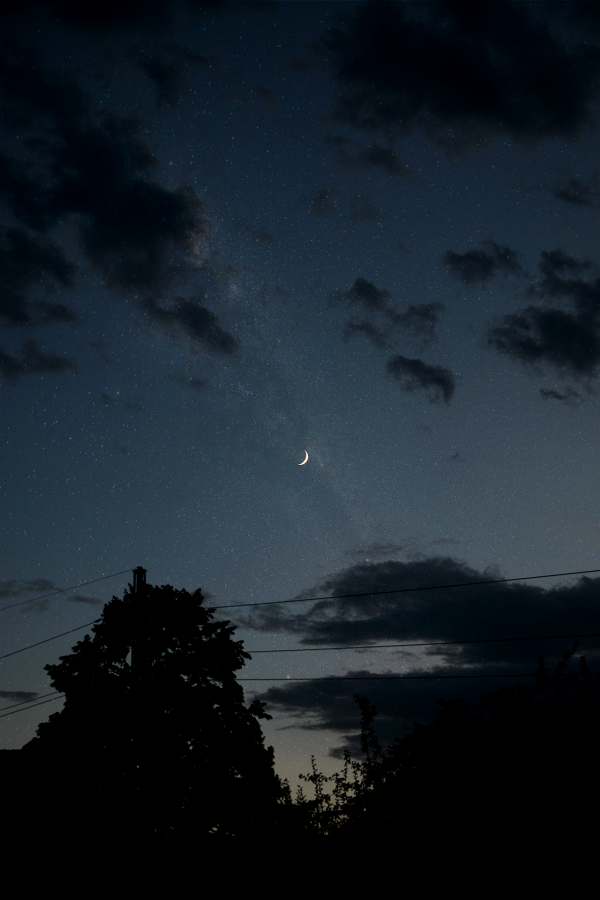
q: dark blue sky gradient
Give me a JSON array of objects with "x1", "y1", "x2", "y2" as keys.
[{"x1": 0, "y1": 1, "x2": 598, "y2": 786}]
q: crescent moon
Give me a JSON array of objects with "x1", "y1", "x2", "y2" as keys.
[{"x1": 298, "y1": 450, "x2": 309, "y2": 466}]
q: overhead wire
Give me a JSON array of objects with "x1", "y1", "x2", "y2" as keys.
[
  {"x1": 0, "y1": 691, "x2": 60, "y2": 713},
  {"x1": 238, "y1": 671, "x2": 599, "y2": 681},
  {"x1": 0, "y1": 568, "x2": 132, "y2": 613},
  {"x1": 0, "y1": 620, "x2": 100, "y2": 662},
  {"x1": 212, "y1": 567, "x2": 600, "y2": 611},
  {"x1": 1, "y1": 665, "x2": 598, "y2": 722},
  {"x1": 0, "y1": 566, "x2": 599, "y2": 664},
  {"x1": 0, "y1": 694, "x2": 63, "y2": 720},
  {"x1": 0, "y1": 564, "x2": 597, "y2": 725},
  {"x1": 245, "y1": 631, "x2": 600, "y2": 654}
]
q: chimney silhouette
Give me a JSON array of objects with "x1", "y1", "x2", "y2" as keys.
[{"x1": 132, "y1": 566, "x2": 147, "y2": 596}]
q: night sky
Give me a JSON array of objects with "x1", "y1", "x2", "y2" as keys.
[{"x1": 1, "y1": 1, "x2": 599, "y2": 787}]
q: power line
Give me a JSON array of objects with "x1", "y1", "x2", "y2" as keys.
[
  {"x1": 0, "y1": 568, "x2": 132, "y2": 613},
  {"x1": 246, "y1": 632, "x2": 600, "y2": 654},
  {"x1": 213, "y1": 567, "x2": 600, "y2": 611},
  {"x1": 237, "y1": 671, "x2": 592, "y2": 683},
  {"x1": 0, "y1": 620, "x2": 99, "y2": 662},
  {"x1": 0, "y1": 694, "x2": 63, "y2": 720},
  {"x1": 1, "y1": 565, "x2": 598, "y2": 668},
  {"x1": 2, "y1": 667, "x2": 596, "y2": 723},
  {"x1": 0, "y1": 691, "x2": 60, "y2": 713}
]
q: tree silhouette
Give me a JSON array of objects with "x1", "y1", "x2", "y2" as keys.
[
  {"x1": 291, "y1": 645, "x2": 600, "y2": 852},
  {"x1": 21, "y1": 580, "x2": 286, "y2": 844}
]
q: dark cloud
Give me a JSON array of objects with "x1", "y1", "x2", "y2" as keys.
[
  {"x1": 99, "y1": 392, "x2": 145, "y2": 412},
  {"x1": 232, "y1": 222, "x2": 276, "y2": 244},
  {"x1": 253, "y1": 668, "x2": 561, "y2": 758},
  {"x1": 346, "y1": 194, "x2": 383, "y2": 223},
  {"x1": 1, "y1": 1, "x2": 174, "y2": 32},
  {"x1": 539, "y1": 386, "x2": 583, "y2": 406},
  {"x1": 143, "y1": 296, "x2": 237, "y2": 354},
  {"x1": 1, "y1": 1, "x2": 275, "y2": 33},
  {"x1": 443, "y1": 241, "x2": 524, "y2": 284},
  {"x1": 89, "y1": 340, "x2": 110, "y2": 363},
  {"x1": 137, "y1": 42, "x2": 212, "y2": 107},
  {"x1": 168, "y1": 373, "x2": 207, "y2": 391},
  {"x1": 253, "y1": 84, "x2": 279, "y2": 116},
  {"x1": 245, "y1": 556, "x2": 600, "y2": 754},
  {"x1": 123, "y1": 399, "x2": 145, "y2": 411},
  {"x1": 553, "y1": 174, "x2": 600, "y2": 207},
  {"x1": 0, "y1": 42, "x2": 212, "y2": 303},
  {"x1": 330, "y1": 278, "x2": 450, "y2": 398},
  {"x1": 0, "y1": 228, "x2": 79, "y2": 327},
  {"x1": 387, "y1": 354, "x2": 455, "y2": 403},
  {"x1": 327, "y1": 135, "x2": 411, "y2": 177},
  {"x1": 488, "y1": 249, "x2": 600, "y2": 379},
  {"x1": 309, "y1": 188, "x2": 338, "y2": 218},
  {"x1": 318, "y1": 1, "x2": 600, "y2": 149},
  {"x1": 0, "y1": 578, "x2": 55, "y2": 598},
  {"x1": 0, "y1": 690, "x2": 38, "y2": 703},
  {"x1": 343, "y1": 321, "x2": 389, "y2": 349},
  {"x1": 0, "y1": 338, "x2": 75, "y2": 384},
  {"x1": 345, "y1": 542, "x2": 412, "y2": 561},
  {"x1": 66, "y1": 594, "x2": 102, "y2": 605},
  {"x1": 331, "y1": 277, "x2": 443, "y2": 348},
  {"x1": 331, "y1": 277, "x2": 392, "y2": 314}
]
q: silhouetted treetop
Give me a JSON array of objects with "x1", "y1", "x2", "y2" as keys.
[{"x1": 25, "y1": 581, "x2": 284, "y2": 840}]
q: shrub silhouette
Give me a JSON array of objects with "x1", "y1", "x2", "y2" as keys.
[{"x1": 292, "y1": 644, "x2": 600, "y2": 848}]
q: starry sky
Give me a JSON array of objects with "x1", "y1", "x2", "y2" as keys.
[{"x1": 1, "y1": 0, "x2": 599, "y2": 786}]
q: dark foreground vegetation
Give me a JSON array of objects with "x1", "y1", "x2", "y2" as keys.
[{"x1": 1, "y1": 582, "x2": 598, "y2": 856}]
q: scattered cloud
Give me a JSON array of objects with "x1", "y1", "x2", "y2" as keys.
[
  {"x1": 331, "y1": 277, "x2": 394, "y2": 315},
  {"x1": 539, "y1": 386, "x2": 583, "y2": 406},
  {"x1": 346, "y1": 194, "x2": 383, "y2": 223},
  {"x1": 167, "y1": 373, "x2": 207, "y2": 390},
  {"x1": 99, "y1": 391, "x2": 145, "y2": 411},
  {"x1": 244, "y1": 556, "x2": 600, "y2": 754},
  {"x1": 0, "y1": 339, "x2": 75, "y2": 384},
  {"x1": 553, "y1": 173, "x2": 600, "y2": 207},
  {"x1": 488, "y1": 249, "x2": 600, "y2": 380},
  {"x1": 326, "y1": 135, "x2": 411, "y2": 177},
  {"x1": 343, "y1": 321, "x2": 389, "y2": 349},
  {"x1": 443, "y1": 241, "x2": 525, "y2": 284},
  {"x1": 309, "y1": 188, "x2": 338, "y2": 218},
  {"x1": 232, "y1": 222, "x2": 276, "y2": 244},
  {"x1": 89, "y1": 340, "x2": 110, "y2": 363},
  {"x1": 0, "y1": 690, "x2": 38, "y2": 702},
  {"x1": 0, "y1": 578, "x2": 56, "y2": 598},
  {"x1": 137, "y1": 41, "x2": 212, "y2": 107},
  {"x1": 253, "y1": 84, "x2": 279, "y2": 116},
  {"x1": 331, "y1": 277, "x2": 443, "y2": 349},
  {"x1": 0, "y1": 228, "x2": 79, "y2": 327},
  {"x1": 0, "y1": 41, "x2": 213, "y2": 328},
  {"x1": 318, "y1": 1, "x2": 600, "y2": 150},
  {"x1": 344, "y1": 542, "x2": 410, "y2": 561},
  {"x1": 142, "y1": 296, "x2": 238, "y2": 354},
  {"x1": 330, "y1": 277, "x2": 452, "y2": 401},
  {"x1": 387, "y1": 354, "x2": 455, "y2": 403},
  {"x1": 66, "y1": 594, "x2": 102, "y2": 605},
  {"x1": 2, "y1": 1, "x2": 276, "y2": 35}
]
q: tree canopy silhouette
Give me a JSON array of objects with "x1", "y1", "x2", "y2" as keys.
[
  {"x1": 291, "y1": 644, "x2": 600, "y2": 852},
  {"x1": 21, "y1": 580, "x2": 285, "y2": 843}
]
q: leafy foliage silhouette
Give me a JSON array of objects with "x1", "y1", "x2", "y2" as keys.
[
  {"x1": 12, "y1": 581, "x2": 290, "y2": 844},
  {"x1": 289, "y1": 645, "x2": 600, "y2": 848}
]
